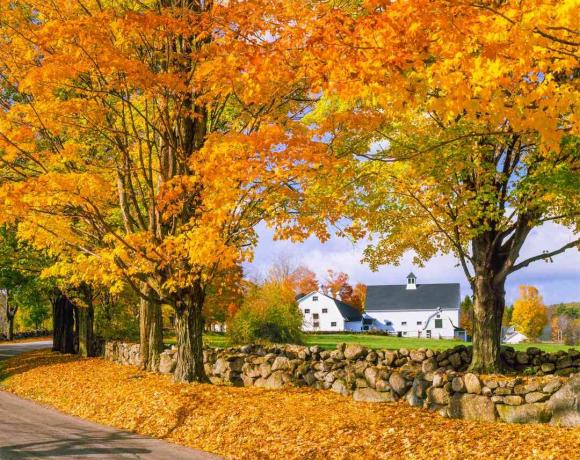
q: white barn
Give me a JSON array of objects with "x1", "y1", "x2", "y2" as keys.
[
  {"x1": 363, "y1": 273, "x2": 460, "y2": 339},
  {"x1": 502, "y1": 326, "x2": 528, "y2": 344},
  {"x1": 297, "y1": 292, "x2": 363, "y2": 332}
]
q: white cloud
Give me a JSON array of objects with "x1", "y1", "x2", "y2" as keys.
[{"x1": 248, "y1": 222, "x2": 580, "y2": 305}]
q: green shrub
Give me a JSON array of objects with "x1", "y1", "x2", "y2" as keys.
[{"x1": 229, "y1": 280, "x2": 303, "y2": 345}]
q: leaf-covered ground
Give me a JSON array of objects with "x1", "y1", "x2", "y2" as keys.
[{"x1": 2, "y1": 351, "x2": 579, "y2": 460}]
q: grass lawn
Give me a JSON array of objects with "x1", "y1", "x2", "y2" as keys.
[{"x1": 169, "y1": 333, "x2": 576, "y2": 353}]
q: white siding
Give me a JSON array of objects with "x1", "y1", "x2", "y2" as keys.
[
  {"x1": 297, "y1": 292, "x2": 346, "y2": 332},
  {"x1": 366, "y1": 309, "x2": 459, "y2": 339}
]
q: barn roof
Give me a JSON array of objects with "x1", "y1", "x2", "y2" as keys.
[{"x1": 365, "y1": 283, "x2": 460, "y2": 311}]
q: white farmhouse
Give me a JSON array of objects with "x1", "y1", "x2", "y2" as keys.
[
  {"x1": 364, "y1": 273, "x2": 460, "y2": 339},
  {"x1": 297, "y1": 291, "x2": 363, "y2": 332},
  {"x1": 502, "y1": 326, "x2": 528, "y2": 344}
]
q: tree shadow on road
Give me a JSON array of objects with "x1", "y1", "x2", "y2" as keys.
[
  {"x1": 0, "y1": 349, "x2": 80, "y2": 383},
  {"x1": 0, "y1": 427, "x2": 152, "y2": 458}
]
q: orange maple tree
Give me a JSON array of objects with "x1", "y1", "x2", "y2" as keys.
[{"x1": 0, "y1": 0, "x2": 328, "y2": 381}]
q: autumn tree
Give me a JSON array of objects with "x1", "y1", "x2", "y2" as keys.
[
  {"x1": 0, "y1": 0, "x2": 326, "y2": 381},
  {"x1": 302, "y1": 0, "x2": 579, "y2": 372},
  {"x1": 265, "y1": 258, "x2": 319, "y2": 297},
  {"x1": 551, "y1": 303, "x2": 579, "y2": 345},
  {"x1": 348, "y1": 283, "x2": 367, "y2": 311},
  {"x1": 203, "y1": 266, "x2": 244, "y2": 332},
  {"x1": 460, "y1": 296, "x2": 474, "y2": 336},
  {"x1": 229, "y1": 277, "x2": 303, "y2": 345},
  {"x1": 512, "y1": 286, "x2": 548, "y2": 340},
  {"x1": 291, "y1": 266, "x2": 319, "y2": 297},
  {"x1": 322, "y1": 270, "x2": 353, "y2": 300}
]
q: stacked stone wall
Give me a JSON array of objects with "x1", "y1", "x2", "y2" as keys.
[{"x1": 103, "y1": 341, "x2": 579, "y2": 426}]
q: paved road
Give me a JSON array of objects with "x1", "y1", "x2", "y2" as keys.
[{"x1": 0, "y1": 341, "x2": 221, "y2": 460}]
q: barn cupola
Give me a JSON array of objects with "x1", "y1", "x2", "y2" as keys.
[{"x1": 406, "y1": 272, "x2": 417, "y2": 290}]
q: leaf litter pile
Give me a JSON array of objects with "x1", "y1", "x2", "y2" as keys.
[{"x1": 2, "y1": 350, "x2": 578, "y2": 459}]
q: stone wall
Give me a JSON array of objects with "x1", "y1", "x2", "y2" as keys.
[
  {"x1": 0, "y1": 329, "x2": 51, "y2": 341},
  {"x1": 103, "y1": 341, "x2": 579, "y2": 427}
]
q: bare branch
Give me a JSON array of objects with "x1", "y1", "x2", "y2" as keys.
[{"x1": 510, "y1": 238, "x2": 580, "y2": 273}]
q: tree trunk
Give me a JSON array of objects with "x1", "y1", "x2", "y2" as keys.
[
  {"x1": 173, "y1": 287, "x2": 209, "y2": 383},
  {"x1": 7, "y1": 312, "x2": 14, "y2": 341},
  {"x1": 77, "y1": 304, "x2": 94, "y2": 357},
  {"x1": 469, "y1": 275, "x2": 506, "y2": 374},
  {"x1": 52, "y1": 294, "x2": 76, "y2": 354},
  {"x1": 139, "y1": 289, "x2": 163, "y2": 372},
  {"x1": 77, "y1": 285, "x2": 96, "y2": 357}
]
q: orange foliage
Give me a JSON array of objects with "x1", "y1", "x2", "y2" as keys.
[
  {"x1": 348, "y1": 283, "x2": 367, "y2": 311},
  {"x1": 291, "y1": 266, "x2": 319, "y2": 296},
  {"x1": 4, "y1": 351, "x2": 580, "y2": 460},
  {"x1": 322, "y1": 270, "x2": 352, "y2": 300}
]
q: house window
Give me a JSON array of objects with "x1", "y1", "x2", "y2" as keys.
[
  {"x1": 403, "y1": 331, "x2": 407, "y2": 336},
  {"x1": 304, "y1": 309, "x2": 310, "y2": 314},
  {"x1": 322, "y1": 308, "x2": 328, "y2": 313},
  {"x1": 313, "y1": 322, "x2": 319, "y2": 328},
  {"x1": 331, "y1": 322, "x2": 337, "y2": 327},
  {"x1": 436, "y1": 314, "x2": 441, "y2": 318},
  {"x1": 313, "y1": 296, "x2": 318, "y2": 301},
  {"x1": 386, "y1": 321, "x2": 392, "y2": 326},
  {"x1": 435, "y1": 319, "x2": 443, "y2": 329},
  {"x1": 401, "y1": 321, "x2": 407, "y2": 326},
  {"x1": 363, "y1": 326, "x2": 369, "y2": 331},
  {"x1": 313, "y1": 313, "x2": 319, "y2": 320},
  {"x1": 417, "y1": 321, "x2": 422, "y2": 325}
]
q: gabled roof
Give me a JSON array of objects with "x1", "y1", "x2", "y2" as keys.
[
  {"x1": 333, "y1": 298, "x2": 363, "y2": 322},
  {"x1": 365, "y1": 283, "x2": 460, "y2": 311},
  {"x1": 297, "y1": 291, "x2": 363, "y2": 321},
  {"x1": 407, "y1": 272, "x2": 417, "y2": 279}
]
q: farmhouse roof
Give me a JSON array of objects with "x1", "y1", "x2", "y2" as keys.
[{"x1": 365, "y1": 283, "x2": 460, "y2": 311}]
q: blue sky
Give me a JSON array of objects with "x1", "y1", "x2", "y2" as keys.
[{"x1": 247, "y1": 222, "x2": 580, "y2": 306}]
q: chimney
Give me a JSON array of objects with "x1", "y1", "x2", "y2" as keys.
[{"x1": 406, "y1": 272, "x2": 417, "y2": 290}]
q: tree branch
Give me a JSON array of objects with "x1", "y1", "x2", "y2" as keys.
[{"x1": 510, "y1": 238, "x2": 580, "y2": 273}]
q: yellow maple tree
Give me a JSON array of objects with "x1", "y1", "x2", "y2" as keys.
[{"x1": 512, "y1": 286, "x2": 548, "y2": 340}]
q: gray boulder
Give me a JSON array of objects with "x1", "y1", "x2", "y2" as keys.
[
  {"x1": 448, "y1": 353, "x2": 462, "y2": 368},
  {"x1": 406, "y1": 378, "x2": 431, "y2": 407},
  {"x1": 159, "y1": 353, "x2": 176, "y2": 374},
  {"x1": 344, "y1": 344, "x2": 367, "y2": 360},
  {"x1": 364, "y1": 366, "x2": 379, "y2": 388},
  {"x1": 541, "y1": 362, "x2": 556, "y2": 373},
  {"x1": 451, "y1": 376, "x2": 466, "y2": 393},
  {"x1": 331, "y1": 379, "x2": 350, "y2": 396},
  {"x1": 503, "y1": 395, "x2": 524, "y2": 406},
  {"x1": 264, "y1": 371, "x2": 290, "y2": 389},
  {"x1": 427, "y1": 387, "x2": 450, "y2": 405},
  {"x1": 271, "y1": 356, "x2": 291, "y2": 371},
  {"x1": 383, "y1": 351, "x2": 397, "y2": 366},
  {"x1": 389, "y1": 372, "x2": 408, "y2": 396},
  {"x1": 497, "y1": 403, "x2": 552, "y2": 424},
  {"x1": 449, "y1": 394, "x2": 497, "y2": 422},
  {"x1": 543, "y1": 379, "x2": 562, "y2": 394},
  {"x1": 422, "y1": 358, "x2": 438, "y2": 373},
  {"x1": 525, "y1": 392, "x2": 549, "y2": 404},
  {"x1": 353, "y1": 388, "x2": 396, "y2": 403},
  {"x1": 548, "y1": 374, "x2": 580, "y2": 427},
  {"x1": 463, "y1": 373, "x2": 481, "y2": 394}
]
